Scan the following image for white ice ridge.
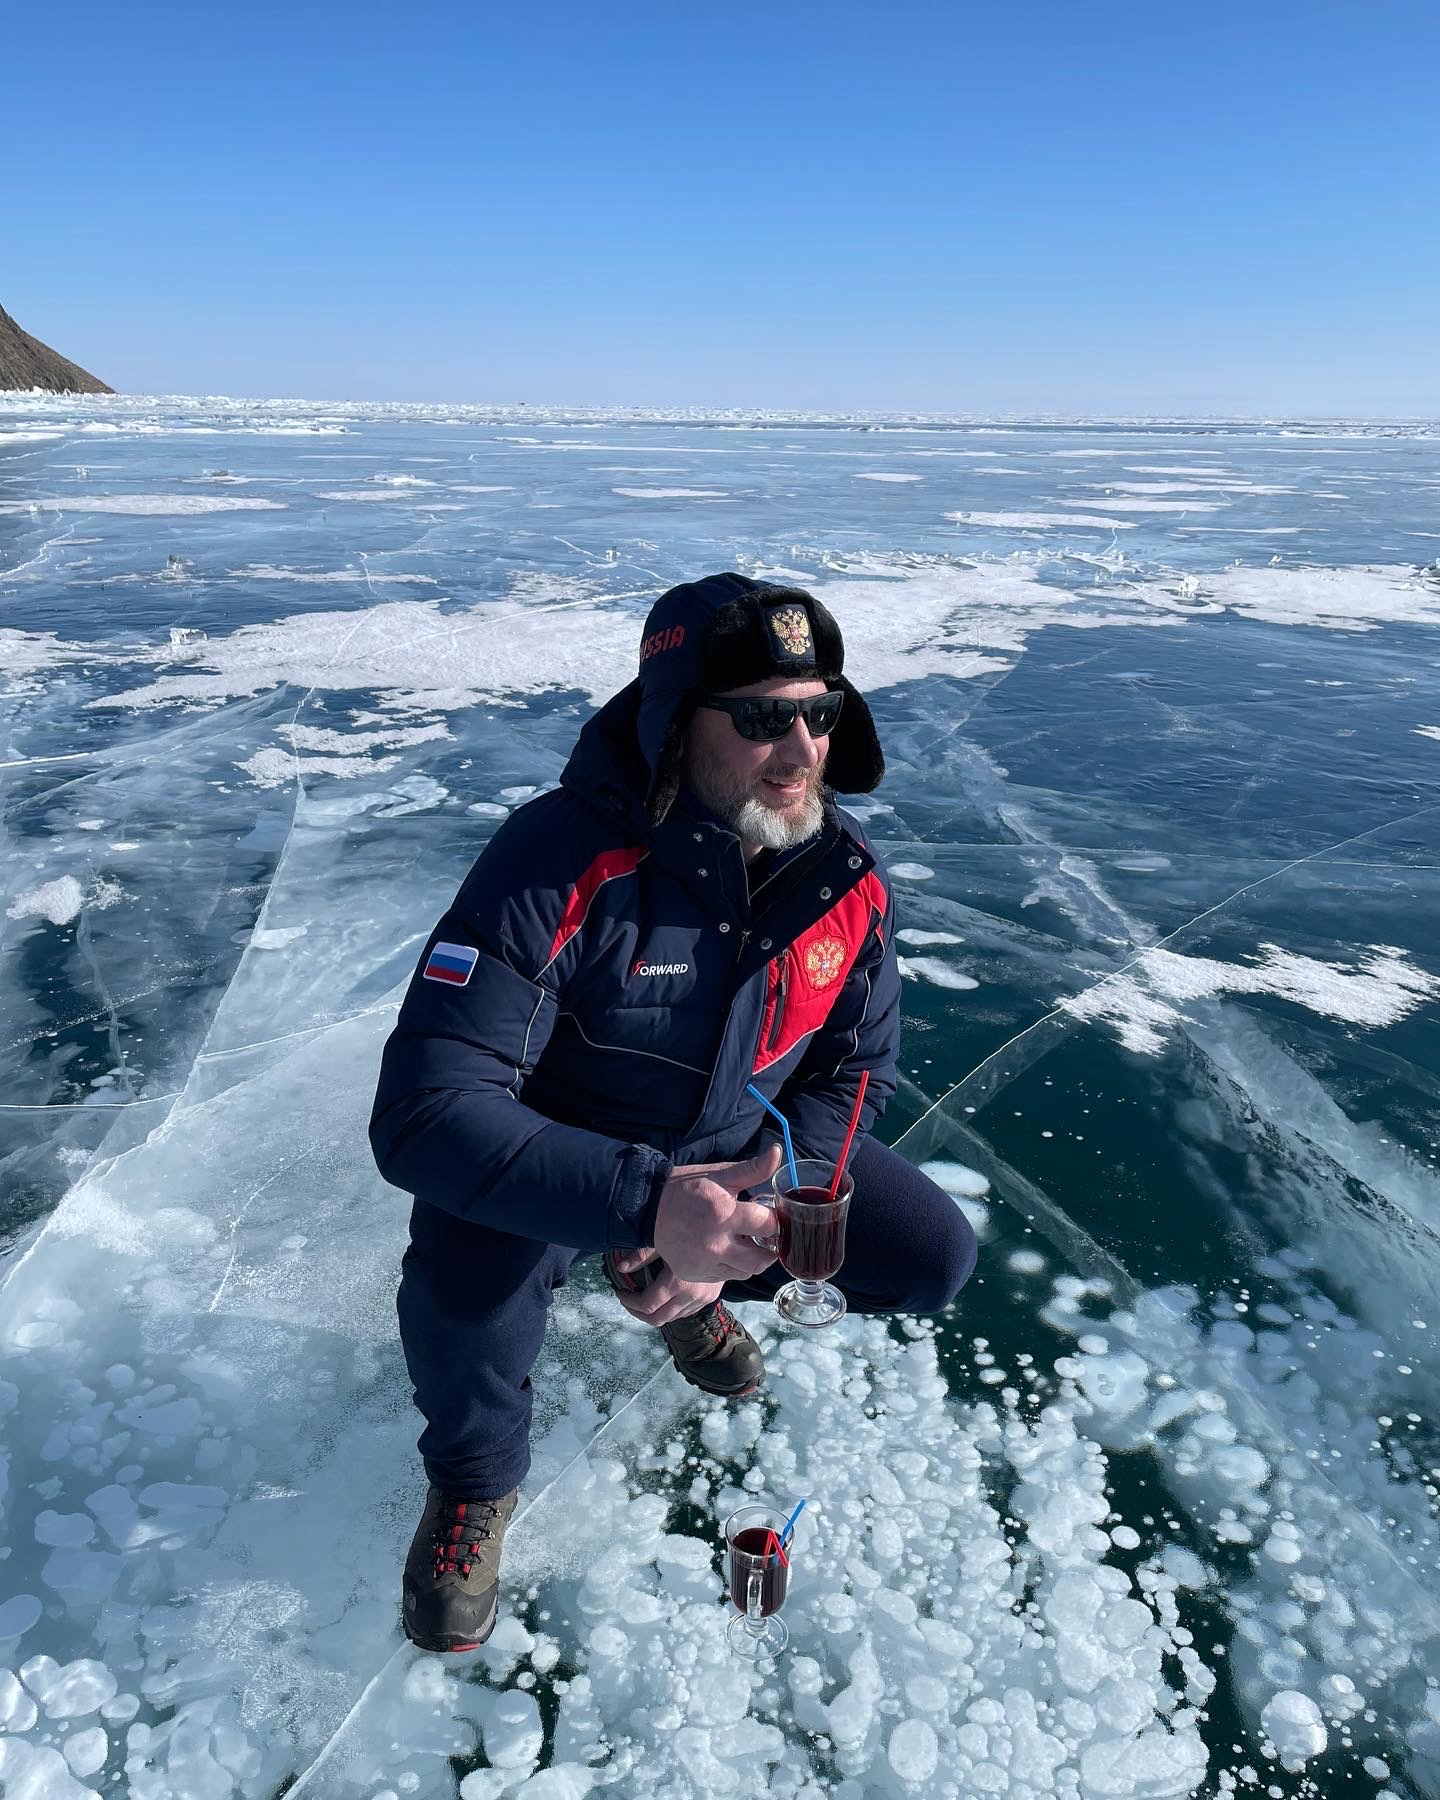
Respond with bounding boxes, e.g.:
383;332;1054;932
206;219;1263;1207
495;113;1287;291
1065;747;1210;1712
610;487;730;499
231;565;440;585
1059;941;1440;1055
9;392;1434;434
1077;480;1294;495
1062;498;1227;513
0;494;288;515
943;509;1138;529
7;561;1438;741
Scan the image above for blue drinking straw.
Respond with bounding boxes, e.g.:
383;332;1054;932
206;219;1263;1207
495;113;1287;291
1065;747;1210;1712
780;1499;806;1549
745;1084;799;1190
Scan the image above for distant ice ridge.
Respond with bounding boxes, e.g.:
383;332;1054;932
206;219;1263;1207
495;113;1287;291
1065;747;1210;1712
5;560;1437;803
3;391;1438;434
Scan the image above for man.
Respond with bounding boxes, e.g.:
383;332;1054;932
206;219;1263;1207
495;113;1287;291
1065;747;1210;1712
369;573;977;1652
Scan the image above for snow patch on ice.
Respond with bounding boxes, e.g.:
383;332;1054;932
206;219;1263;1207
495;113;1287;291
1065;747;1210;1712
317;489;431;502
918;1159;991;1198
7;875;125;926
1071;497;1227;513
1061;942;1440;1053
233;564;439;585
945;509;1137;530
898;955;979;990
0;494;287;514
611;487;730;499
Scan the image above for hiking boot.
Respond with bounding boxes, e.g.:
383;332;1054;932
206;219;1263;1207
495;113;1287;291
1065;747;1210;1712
402;1484;518;1652
603;1250;766;1398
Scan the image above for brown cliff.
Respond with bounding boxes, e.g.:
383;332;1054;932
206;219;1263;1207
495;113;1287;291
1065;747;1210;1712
0;306;112;393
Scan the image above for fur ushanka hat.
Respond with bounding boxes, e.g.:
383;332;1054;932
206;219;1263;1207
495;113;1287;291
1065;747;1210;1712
634;571;884;827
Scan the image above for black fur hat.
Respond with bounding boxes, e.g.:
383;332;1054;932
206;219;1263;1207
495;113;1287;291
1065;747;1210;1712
635;571;885;826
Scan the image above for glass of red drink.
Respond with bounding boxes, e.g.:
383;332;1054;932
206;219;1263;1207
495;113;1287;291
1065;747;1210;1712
724;1503;792;1659
751;1157;853;1328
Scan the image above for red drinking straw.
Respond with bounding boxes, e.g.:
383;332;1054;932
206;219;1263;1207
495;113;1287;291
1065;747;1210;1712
828;1068;870;1200
765;1529;790;1568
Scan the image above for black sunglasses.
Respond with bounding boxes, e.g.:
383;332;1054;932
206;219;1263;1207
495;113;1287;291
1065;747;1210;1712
697;689;845;742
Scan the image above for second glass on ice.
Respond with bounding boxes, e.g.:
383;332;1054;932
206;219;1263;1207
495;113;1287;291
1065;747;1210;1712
724;1503;792;1658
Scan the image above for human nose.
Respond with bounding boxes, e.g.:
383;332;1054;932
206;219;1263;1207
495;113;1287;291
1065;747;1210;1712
780;714;824;765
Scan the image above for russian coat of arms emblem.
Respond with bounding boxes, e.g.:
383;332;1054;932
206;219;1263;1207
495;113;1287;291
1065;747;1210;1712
767;605;813;659
803;935;847;989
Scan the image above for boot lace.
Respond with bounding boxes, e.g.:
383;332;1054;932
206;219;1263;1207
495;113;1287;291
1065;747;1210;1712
432;1495;504;1579
669;1301;741;1346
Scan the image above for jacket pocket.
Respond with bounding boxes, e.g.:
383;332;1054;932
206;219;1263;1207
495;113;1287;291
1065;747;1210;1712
752;954;792;1075
764;955;789;1053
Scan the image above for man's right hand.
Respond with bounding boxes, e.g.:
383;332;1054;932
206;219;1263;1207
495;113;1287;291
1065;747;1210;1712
641;1142;785;1283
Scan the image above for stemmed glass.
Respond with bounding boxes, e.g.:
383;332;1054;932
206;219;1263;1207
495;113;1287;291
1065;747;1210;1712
724;1504;792;1658
751;1157;853;1328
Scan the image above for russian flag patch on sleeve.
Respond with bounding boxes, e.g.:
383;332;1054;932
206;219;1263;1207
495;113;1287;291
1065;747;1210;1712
423;941;480;987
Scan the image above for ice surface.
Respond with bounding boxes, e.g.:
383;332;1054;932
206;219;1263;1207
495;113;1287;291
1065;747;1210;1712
3;395;1439;1797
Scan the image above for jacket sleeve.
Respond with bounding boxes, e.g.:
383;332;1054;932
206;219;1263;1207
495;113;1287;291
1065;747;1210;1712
772;870;901;1172
368;822;673;1252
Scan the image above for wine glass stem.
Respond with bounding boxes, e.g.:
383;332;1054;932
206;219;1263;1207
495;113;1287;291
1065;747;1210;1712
797;1279;826;1303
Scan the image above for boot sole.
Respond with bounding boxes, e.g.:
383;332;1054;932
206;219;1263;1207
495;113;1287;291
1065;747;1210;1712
401;1585;499;1653
402;1592;498;1653
670;1360;763;1398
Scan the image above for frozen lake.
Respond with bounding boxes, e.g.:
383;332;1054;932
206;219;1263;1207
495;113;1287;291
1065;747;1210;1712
2;394;1439;1799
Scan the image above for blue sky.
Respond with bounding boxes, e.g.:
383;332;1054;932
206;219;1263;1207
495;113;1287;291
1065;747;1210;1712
10;1;1438;413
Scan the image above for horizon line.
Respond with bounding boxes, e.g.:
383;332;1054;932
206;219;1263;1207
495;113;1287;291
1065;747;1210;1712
2;388;1439;428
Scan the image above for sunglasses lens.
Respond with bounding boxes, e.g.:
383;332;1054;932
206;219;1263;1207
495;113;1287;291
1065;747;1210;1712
728;692;843;739
736;701;794;740
808;693;843;735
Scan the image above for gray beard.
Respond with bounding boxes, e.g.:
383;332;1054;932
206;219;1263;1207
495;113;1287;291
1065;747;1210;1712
684;759;826;852
729;786;826;851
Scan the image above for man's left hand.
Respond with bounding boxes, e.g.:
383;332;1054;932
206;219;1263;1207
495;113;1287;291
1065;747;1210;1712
609;1248;726;1329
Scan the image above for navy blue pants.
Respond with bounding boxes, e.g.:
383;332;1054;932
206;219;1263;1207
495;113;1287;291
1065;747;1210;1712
396;1134;978;1500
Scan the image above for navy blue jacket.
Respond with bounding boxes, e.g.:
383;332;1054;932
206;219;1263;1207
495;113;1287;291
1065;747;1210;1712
369;681;901;1252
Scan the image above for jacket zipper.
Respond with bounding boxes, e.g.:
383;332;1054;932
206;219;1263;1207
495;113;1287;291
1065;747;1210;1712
765;956;789;1053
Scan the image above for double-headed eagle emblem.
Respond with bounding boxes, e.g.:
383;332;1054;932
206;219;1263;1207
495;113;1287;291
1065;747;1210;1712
767;605;812;659
803;935;847;990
